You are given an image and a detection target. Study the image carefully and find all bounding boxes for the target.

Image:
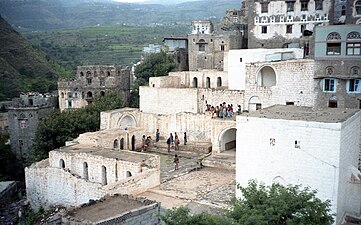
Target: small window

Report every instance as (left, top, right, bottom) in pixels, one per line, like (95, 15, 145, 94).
(68, 92, 72, 98)
(20, 120, 28, 129)
(327, 43, 341, 55)
(61, 92, 64, 98)
(199, 44, 206, 51)
(347, 79, 361, 93)
(295, 140, 300, 149)
(286, 102, 295, 105)
(356, 0, 361, 15)
(107, 71, 111, 76)
(301, 1, 308, 11)
(261, 26, 268, 34)
(87, 78, 92, 85)
(80, 72, 84, 77)
(347, 43, 361, 55)
(286, 1, 294, 12)
(60, 159, 65, 169)
(67, 100, 72, 108)
(323, 78, 336, 92)
(100, 79, 105, 86)
(220, 45, 225, 51)
(261, 2, 269, 13)
(341, 5, 346, 16)
(301, 25, 306, 33)
(270, 138, 276, 146)
(217, 77, 222, 87)
(315, 0, 323, 10)
(240, 58, 243, 62)
(286, 25, 293, 34)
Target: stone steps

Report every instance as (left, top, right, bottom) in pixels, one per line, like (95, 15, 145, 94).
(152, 141, 212, 154)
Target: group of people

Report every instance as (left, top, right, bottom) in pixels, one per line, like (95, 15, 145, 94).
(166, 132, 187, 152)
(141, 135, 153, 151)
(205, 102, 242, 119)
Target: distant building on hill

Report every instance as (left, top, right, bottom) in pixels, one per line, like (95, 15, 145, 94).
(57, 65, 130, 111)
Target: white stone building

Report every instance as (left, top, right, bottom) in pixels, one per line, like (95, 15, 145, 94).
(236, 105, 361, 224)
(25, 144, 160, 209)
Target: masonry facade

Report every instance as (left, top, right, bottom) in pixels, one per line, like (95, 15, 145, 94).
(58, 65, 130, 111)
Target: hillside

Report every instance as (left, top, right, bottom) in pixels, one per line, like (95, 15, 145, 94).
(0, 16, 69, 101)
(0, 0, 241, 31)
(24, 24, 189, 70)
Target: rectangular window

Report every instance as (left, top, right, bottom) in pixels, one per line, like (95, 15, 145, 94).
(220, 45, 225, 51)
(199, 44, 205, 51)
(87, 78, 92, 85)
(100, 79, 105, 86)
(347, 79, 361, 93)
(261, 3, 268, 13)
(286, 25, 293, 34)
(67, 100, 73, 108)
(315, 0, 323, 10)
(323, 78, 336, 92)
(326, 43, 341, 55)
(347, 43, 361, 55)
(301, 1, 308, 11)
(286, 1, 294, 12)
(261, 26, 268, 34)
(20, 120, 28, 129)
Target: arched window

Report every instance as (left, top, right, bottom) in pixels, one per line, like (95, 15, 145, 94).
(87, 91, 93, 98)
(120, 138, 124, 150)
(101, 166, 107, 185)
(100, 91, 105, 97)
(114, 139, 119, 149)
(341, 5, 346, 16)
(346, 32, 361, 55)
(326, 32, 341, 55)
(67, 92, 72, 98)
(192, 77, 198, 88)
(206, 77, 211, 88)
(86, 71, 91, 77)
(131, 135, 135, 151)
(217, 77, 222, 87)
(126, 171, 132, 177)
(83, 162, 88, 180)
(80, 72, 84, 77)
(198, 39, 206, 52)
(356, 0, 361, 15)
(351, 66, 360, 76)
(257, 66, 276, 87)
(61, 92, 64, 98)
(107, 71, 111, 76)
(59, 159, 65, 169)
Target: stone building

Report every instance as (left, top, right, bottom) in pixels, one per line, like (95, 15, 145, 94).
(58, 65, 130, 111)
(7, 93, 57, 161)
(188, 20, 243, 71)
(236, 105, 361, 225)
(313, 25, 361, 109)
(163, 36, 189, 71)
(333, 0, 361, 24)
(25, 143, 160, 209)
(245, 0, 331, 49)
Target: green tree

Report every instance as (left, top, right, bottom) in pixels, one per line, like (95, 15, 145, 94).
(228, 180, 334, 225)
(0, 132, 15, 180)
(160, 207, 236, 225)
(131, 51, 177, 107)
(28, 91, 124, 164)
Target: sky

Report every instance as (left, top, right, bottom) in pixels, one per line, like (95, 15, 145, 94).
(112, 0, 198, 3)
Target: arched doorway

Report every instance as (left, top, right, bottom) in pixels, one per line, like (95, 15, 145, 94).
(113, 139, 119, 149)
(257, 66, 276, 87)
(219, 128, 237, 152)
(206, 77, 211, 88)
(192, 77, 198, 88)
(126, 171, 132, 177)
(248, 96, 262, 112)
(83, 162, 88, 180)
(119, 115, 136, 127)
(59, 159, 65, 169)
(131, 135, 135, 151)
(217, 77, 222, 87)
(120, 138, 124, 150)
(101, 166, 107, 185)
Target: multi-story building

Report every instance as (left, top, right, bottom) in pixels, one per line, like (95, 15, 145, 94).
(188, 20, 243, 71)
(313, 25, 361, 109)
(333, 0, 361, 24)
(8, 93, 57, 161)
(163, 36, 189, 71)
(58, 65, 130, 111)
(245, 0, 332, 49)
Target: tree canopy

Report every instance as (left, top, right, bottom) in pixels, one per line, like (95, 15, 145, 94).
(161, 180, 334, 225)
(131, 51, 177, 107)
(28, 91, 124, 164)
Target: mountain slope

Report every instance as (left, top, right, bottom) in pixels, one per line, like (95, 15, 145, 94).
(0, 0, 241, 31)
(0, 16, 67, 100)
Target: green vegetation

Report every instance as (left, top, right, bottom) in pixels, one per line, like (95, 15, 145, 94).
(0, 132, 15, 181)
(28, 91, 124, 164)
(161, 180, 334, 225)
(131, 51, 177, 107)
(0, 0, 240, 31)
(0, 16, 71, 101)
(25, 207, 45, 225)
(24, 24, 188, 71)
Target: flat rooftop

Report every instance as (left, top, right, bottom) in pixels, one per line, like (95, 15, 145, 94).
(241, 105, 359, 123)
(56, 147, 153, 163)
(67, 195, 155, 223)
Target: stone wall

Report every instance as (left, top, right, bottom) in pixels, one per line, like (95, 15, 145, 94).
(243, 59, 316, 111)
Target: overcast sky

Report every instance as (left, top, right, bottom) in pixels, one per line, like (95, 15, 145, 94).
(112, 0, 199, 3)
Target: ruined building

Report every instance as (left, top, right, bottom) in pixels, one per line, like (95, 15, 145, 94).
(58, 65, 130, 111)
(8, 93, 57, 161)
